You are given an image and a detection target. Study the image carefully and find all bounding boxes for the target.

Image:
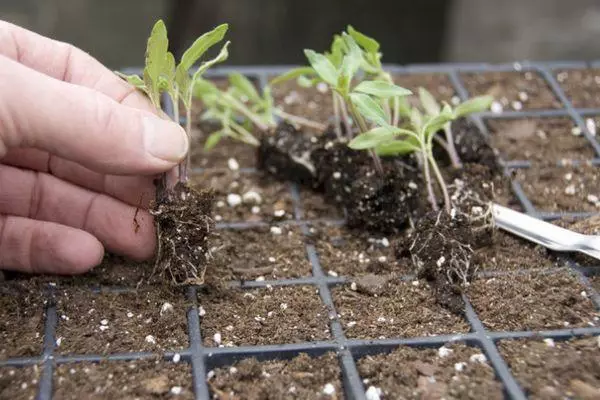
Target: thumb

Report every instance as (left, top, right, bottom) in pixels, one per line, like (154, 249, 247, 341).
(0, 55, 188, 175)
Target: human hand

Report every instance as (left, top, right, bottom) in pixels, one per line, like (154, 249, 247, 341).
(0, 21, 188, 275)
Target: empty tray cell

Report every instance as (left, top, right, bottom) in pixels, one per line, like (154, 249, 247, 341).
(198, 286, 330, 347)
(468, 272, 599, 331)
(499, 337, 600, 399)
(310, 223, 409, 277)
(298, 188, 343, 221)
(53, 359, 193, 400)
(207, 225, 311, 281)
(0, 283, 44, 359)
(357, 343, 503, 400)
(0, 365, 40, 400)
(555, 69, 600, 109)
(191, 169, 294, 222)
(207, 352, 342, 399)
(270, 78, 335, 126)
(191, 139, 258, 170)
(461, 71, 562, 110)
(552, 216, 600, 267)
(55, 255, 150, 288)
(474, 231, 559, 272)
(514, 164, 600, 213)
(486, 118, 595, 162)
(393, 73, 456, 104)
(54, 288, 188, 355)
(332, 280, 469, 340)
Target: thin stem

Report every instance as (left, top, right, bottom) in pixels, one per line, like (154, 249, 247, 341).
(421, 150, 439, 212)
(392, 95, 400, 126)
(382, 99, 392, 125)
(443, 123, 462, 168)
(348, 98, 384, 175)
(223, 94, 270, 132)
(428, 150, 451, 213)
(172, 93, 182, 187)
(336, 92, 352, 137)
(274, 109, 327, 131)
(332, 91, 342, 139)
(178, 106, 192, 183)
(230, 121, 260, 147)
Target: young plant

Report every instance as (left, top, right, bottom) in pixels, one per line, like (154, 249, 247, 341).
(193, 73, 326, 151)
(117, 20, 230, 184)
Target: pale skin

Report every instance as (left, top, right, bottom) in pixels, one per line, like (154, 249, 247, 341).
(0, 21, 188, 275)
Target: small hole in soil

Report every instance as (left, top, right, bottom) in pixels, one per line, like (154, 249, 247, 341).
(357, 343, 504, 399)
(498, 337, 600, 399)
(332, 280, 470, 340)
(467, 272, 599, 331)
(206, 352, 342, 398)
(461, 71, 562, 110)
(198, 285, 330, 347)
(53, 359, 193, 399)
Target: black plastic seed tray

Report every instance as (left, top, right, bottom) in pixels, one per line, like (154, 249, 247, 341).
(2, 62, 600, 400)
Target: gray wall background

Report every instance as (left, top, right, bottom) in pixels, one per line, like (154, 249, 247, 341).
(1, 0, 599, 68)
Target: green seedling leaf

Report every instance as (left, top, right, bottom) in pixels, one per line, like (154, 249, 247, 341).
(270, 67, 316, 85)
(179, 23, 228, 72)
(297, 75, 319, 88)
(115, 72, 146, 90)
(304, 49, 339, 87)
(397, 96, 412, 118)
(193, 78, 220, 99)
(454, 95, 494, 118)
(347, 25, 380, 53)
(410, 107, 424, 130)
(191, 41, 230, 83)
(350, 92, 388, 126)
(348, 126, 417, 149)
(229, 72, 261, 103)
(144, 20, 169, 106)
(418, 87, 441, 116)
(423, 112, 454, 140)
(327, 34, 345, 67)
(354, 80, 412, 98)
(376, 139, 420, 156)
(204, 129, 225, 150)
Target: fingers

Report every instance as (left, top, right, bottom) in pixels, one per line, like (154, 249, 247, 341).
(2, 148, 156, 208)
(0, 215, 104, 274)
(0, 164, 156, 261)
(0, 55, 188, 176)
(0, 20, 154, 112)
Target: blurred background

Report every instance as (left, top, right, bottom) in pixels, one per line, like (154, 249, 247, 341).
(1, 0, 599, 69)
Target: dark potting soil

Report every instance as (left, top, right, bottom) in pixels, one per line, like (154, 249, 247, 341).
(270, 79, 335, 125)
(309, 223, 410, 277)
(332, 280, 470, 340)
(486, 118, 596, 163)
(556, 69, 600, 109)
(198, 285, 330, 347)
(461, 71, 562, 110)
(206, 225, 311, 282)
(591, 276, 600, 292)
(191, 169, 294, 222)
(0, 282, 44, 360)
(467, 272, 599, 332)
(152, 182, 214, 285)
(513, 163, 600, 213)
(207, 352, 343, 399)
(393, 73, 457, 104)
(53, 288, 188, 355)
(0, 365, 40, 400)
(53, 359, 193, 400)
(499, 337, 600, 400)
(190, 138, 257, 169)
(298, 187, 344, 220)
(357, 343, 504, 400)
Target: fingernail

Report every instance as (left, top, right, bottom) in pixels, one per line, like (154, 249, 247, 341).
(142, 116, 188, 162)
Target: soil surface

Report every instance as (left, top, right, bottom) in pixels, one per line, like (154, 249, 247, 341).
(0, 365, 40, 400)
(53, 288, 188, 355)
(207, 352, 342, 399)
(332, 279, 470, 340)
(357, 343, 503, 400)
(556, 69, 600, 109)
(486, 118, 596, 162)
(207, 226, 311, 282)
(191, 170, 294, 222)
(461, 71, 562, 110)
(190, 139, 257, 170)
(198, 285, 330, 347)
(0, 282, 44, 359)
(309, 223, 410, 277)
(270, 79, 335, 125)
(53, 359, 193, 400)
(514, 163, 600, 213)
(499, 337, 600, 400)
(591, 276, 600, 292)
(467, 272, 599, 331)
(393, 73, 457, 104)
(298, 187, 344, 221)
(553, 215, 600, 267)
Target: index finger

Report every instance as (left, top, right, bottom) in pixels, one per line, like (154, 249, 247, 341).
(0, 20, 153, 112)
